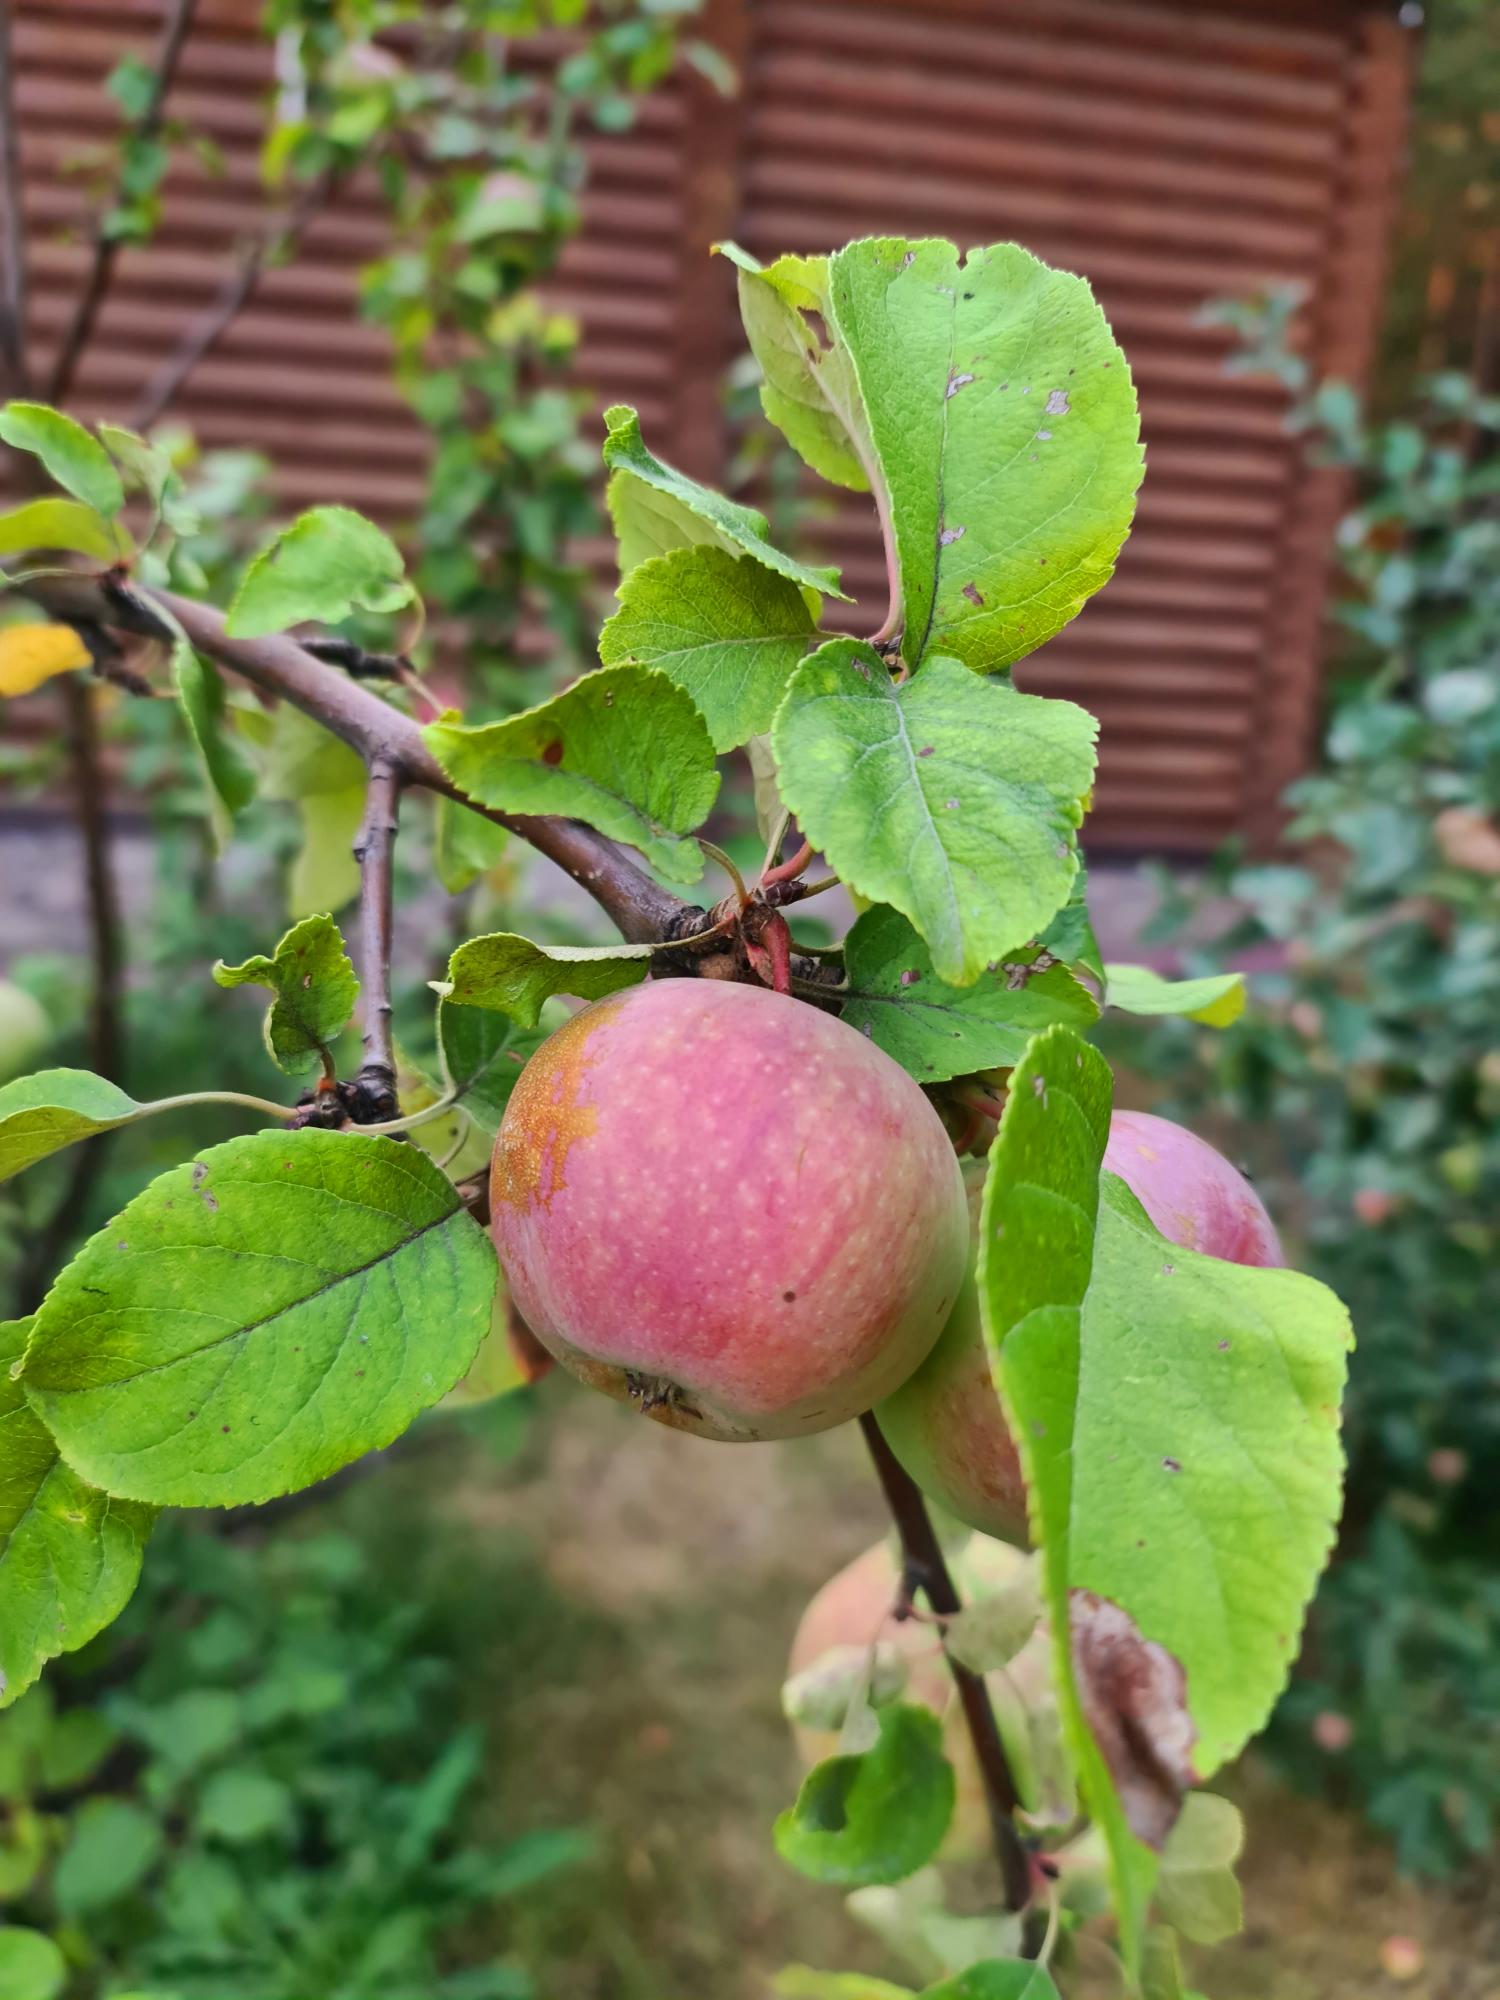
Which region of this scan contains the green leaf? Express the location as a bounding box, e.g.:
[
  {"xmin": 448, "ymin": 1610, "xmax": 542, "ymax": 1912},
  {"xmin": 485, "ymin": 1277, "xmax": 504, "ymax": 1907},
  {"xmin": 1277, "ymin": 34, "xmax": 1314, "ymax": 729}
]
[
  {"xmin": 96, "ymin": 423, "xmax": 182, "ymax": 520},
  {"xmin": 54, "ymin": 1797, "xmax": 162, "ymax": 1912},
  {"xmin": 213, "ymin": 913, "xmax": 358, "ymax": 1077},
  {"xmin": 774, "ymin": 1973, "xmax": 915, "ymax": 2000},
  {"xmin": 1104, "ymin": 964, "xmax": 1246, "ymax": 1029},
  {"xmin": 1157, "ymin": 1793, "xmax": 1245, "ymax": 1945},
  {"xmin": 919, "ymin": 1964, "xmax": 1061, "ymax": 2000},
  {"xmin": 438, "ymin": 932, "xmax": 652, "ymax": 1028},
  {"xmin": 433, "ymin": 795, "xmax": 509, "ymax": 894},
  {"xmin": 599, "ymin": 545, "xmax": 817, "ymax": 752},
  {"xmin": 977, "ymin": 1027, "xmax": 1156, "ymax": 1972},
  {"xmin": 171, "ymin": 640, "xmax": 256, "ymax": 849},
  {"xmin": 132, "ymin": 1688, "xmax": 242, "ymax": 1778},
  {"xmin": 840, "ymin": 905, "xmax": 1099, "ymax": 1082},
  {"xmin": 826, "ymin": 239, "xmax": 1142, "ymax": 672},
  {"xmin": 20, "ymin": 1129, "xmax": 497, "ymax": 1508},
  {"xmin": 289, "ymin": 786, "xmax": 364, "ymax": 919},
  {"xmin": 225, "ymin": 505, "xmax": 413, "ymax": 638},
  {"xmin": 0, "ymin": 1317, "xmax": 153, "ymax": 1710},
  {"xmin": 37, "ymin": 1708, "xmax": 116, "ymax": 1790},
  {"xmin": 436, "ymin": 1002, "xmax": 548, "ymax": 1134},
  {"xmin": 941, "ymin": 1568, "xmax": 1040, "ymax": 1678},
  {"xmin": 423, "ymin": 665, "xmax": 720, "ymax": 884},
  {"xmin": 718, "ymin": 243, "xmax": 873, "ymax": 492},
  {"xmin": 774, "ymin": 1703, "xmax": 954, "ymax": 1887},
  {"xmin": 601, "ymin": 404, "xmax": 846, "ymax": 598},
  {"xmin": 0, "ymin": 1927, "xmax": 67, "ymax": 2000},
  {"xmin": 196, "ymin": 1767, "xmax": 292, "ymax": 1843},
  {"xmin": 773, "ymin": 643, "xmax": 1096, "ymax": 984},
  {"xmin": 0, "ymin": 498, "xmax": 131, "ymax": 562},
  {"xmin": 0, "ymin": 1069, "xmax": 140, "ymax": 1184},
  {"xmin": 1038, "ymin": 867, "xmax": 1104, "ymax": 988},
  {"xmin": 0, "ymin": 404, "xmax": 124, "ymax": 517},
  {"xmin": 1075, "ymin": 1173, "xmax": 1350, "ymax": 1779}
]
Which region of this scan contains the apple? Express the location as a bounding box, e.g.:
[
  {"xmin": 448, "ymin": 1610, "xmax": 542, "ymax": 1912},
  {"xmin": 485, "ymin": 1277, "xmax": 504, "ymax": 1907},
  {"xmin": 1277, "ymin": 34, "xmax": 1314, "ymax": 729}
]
[
  {"xmin": 875, "ymin": 1110, "xmax": 1284, "ymax": 1541},
  {"xmin": 490, "ymin": 978, "xmax": 969, "ymax": 1442}
]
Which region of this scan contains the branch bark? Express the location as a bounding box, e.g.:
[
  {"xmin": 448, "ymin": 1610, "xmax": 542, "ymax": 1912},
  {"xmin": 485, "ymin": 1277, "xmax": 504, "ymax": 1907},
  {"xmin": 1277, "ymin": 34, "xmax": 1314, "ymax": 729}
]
[
  {"xmin": 859, "ymin": 1411, "xmax": 1034, "ymax": 1916},
  {"xmin": 47, "ymin": 0, "xmax": 199, "ymax": 406},
  {"xmin": 15, "ymin": 672, "xmax": 127, "ymax": 1310},
  {"xmin": 353, "ymin": 755, "xmax": 400, "ymax": 1103},
  {"xmin": 23, "ymin": 571, "xmax": 704, "ymax": 949},
  {"xmin": 0, "ymin": 0, "xmax": 29, "ymax": 394}
]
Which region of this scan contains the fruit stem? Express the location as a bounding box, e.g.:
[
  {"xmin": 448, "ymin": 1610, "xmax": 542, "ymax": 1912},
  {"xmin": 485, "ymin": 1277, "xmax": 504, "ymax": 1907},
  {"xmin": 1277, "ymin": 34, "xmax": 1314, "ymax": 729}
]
[
  {"xmin": 760, "ymin": 838, "xmax": 813, "ymax": 889},
  {"xmin": 858, "ymin": 1411, "xmax": 1034, "ymax": 1918}
]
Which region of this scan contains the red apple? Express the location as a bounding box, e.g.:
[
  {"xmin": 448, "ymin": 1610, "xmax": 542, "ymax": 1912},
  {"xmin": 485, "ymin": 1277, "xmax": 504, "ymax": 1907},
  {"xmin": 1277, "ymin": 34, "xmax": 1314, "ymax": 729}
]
[{"xmin": 490, "ymin": 978, "xmax": 969, "ymax": 1442}]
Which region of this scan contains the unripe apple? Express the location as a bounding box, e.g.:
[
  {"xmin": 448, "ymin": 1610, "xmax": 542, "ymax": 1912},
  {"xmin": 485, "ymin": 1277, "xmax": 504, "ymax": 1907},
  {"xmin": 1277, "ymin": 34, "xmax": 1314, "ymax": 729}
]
[
  {"xmin": 490, "ymin": 978, "xmax": 969, "ymax": 1442},
  {"xmin": 875, "ymin": 1109, "xmax": 1285, "ymax": 1541}
]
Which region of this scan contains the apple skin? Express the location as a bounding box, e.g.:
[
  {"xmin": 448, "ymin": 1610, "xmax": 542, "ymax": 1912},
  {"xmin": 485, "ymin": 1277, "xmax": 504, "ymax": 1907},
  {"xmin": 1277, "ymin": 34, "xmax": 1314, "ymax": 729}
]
[
  {"xmin": 875, "ymin": 1111, "xmax": 1285, "ymax": 1542},
  {"xmin": 489, "ymin": 978, "xmax": 969, "ymax": 1443},
  {"xmin": 1102, "ymin": 1110, "xmax": 1284, "ymax": 1269}
]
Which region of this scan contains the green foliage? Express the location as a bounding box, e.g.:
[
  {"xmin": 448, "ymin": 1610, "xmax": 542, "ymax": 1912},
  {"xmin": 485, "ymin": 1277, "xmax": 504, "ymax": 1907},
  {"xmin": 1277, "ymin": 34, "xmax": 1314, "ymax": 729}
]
[
  {"xmin": 21, "ymin": 1131, "xmax": 496, "ymax": 1507},
  {"xmin": 774, "ymin": 1706, "xmax": 955, "ymax": 1888},
  {"xmin": 0, "ymin": 1512, "xmax": 577, "ymax": 1999},
  {"xmin": 919, "ymin": 1964, "xmax": 1060, "ymax": 2000},
  {"xmin": 840, "ymin": 906, "xmax": 1099, "ymax": 1082},
  {"xmin": 825, "ymin": 238, "xmax": 1142, "ymax": 672},
  {"xmin": 213, "ymin": 915, "xmax": 359, "ymax": 1077},
  {"xmin": 1155, "ymin": 1794, "xmax": 1245, "ymax": 1947},
  {"xmin": 602, "ymin": 403, "xmax": 845, "ymax": 597},
  {"xmin": 0, "ymin": 1070, "xmax": 141, "ymax": 1183},
  {"xmin": 225, "ymin": 507, "xmax": 414, "ymax": 638},
  {"xmin": 0, "ymin": 1317, "xmax": 154, "ymax": 1711},
  {"xmin": 439, "ymin": 932, "xmax": 652, "ymax": 1026},
  {"xmin": 425, "ymin": 665, "xmax": 720, "ymax": 882},
  {"xmin": 170, "ymin": 639, "xmax": 257, "ymax": 848},
  {"xmin": 0, "ymin": 498, "xmax": 129, "ymax": 563},
  {"xmin": 0, "ymin": 405, "xmax": 124, "ymax": 519},
  {"xmin": 718, "ymin": 243, "xmax": 873, "ymax": 493},
  {"xmin": 1102, "ymin": 965, "xmax": 1244, "ymax": 1029},
  {"xmin": 774, "ymin": 644, "xmax": 1095, "ymax": 984},
  {"xmin": 599, "ymin": 544, "xmax": 818, "ymax": 751}
]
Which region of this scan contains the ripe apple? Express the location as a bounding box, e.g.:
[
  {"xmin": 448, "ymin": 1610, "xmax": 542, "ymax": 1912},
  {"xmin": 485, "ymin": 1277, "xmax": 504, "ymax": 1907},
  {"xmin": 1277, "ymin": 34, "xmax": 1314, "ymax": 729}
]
[
  {"xmin": 490, "ymin": 978, "xmax": 969, "ymax": 1442},
  {"xmin": 875, "ymin": 1109, "xmax": 1285, "ymax": 1541}
]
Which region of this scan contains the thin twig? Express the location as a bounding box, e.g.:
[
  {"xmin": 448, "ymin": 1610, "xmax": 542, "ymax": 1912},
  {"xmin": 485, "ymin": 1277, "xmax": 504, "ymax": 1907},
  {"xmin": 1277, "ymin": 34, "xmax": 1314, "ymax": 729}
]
[
  {"xmin": 0, "ymin": 0, "xmax": 30, "ymax": 394},
  {"xmin": 859, "ymin": 1412, "xmax": 1033, "ymax": 1915},
  {"xmin": 353, "ymin": 756, "xmax": 401, "ymax": 1096},
  {"xmin": 130, "ymin": 169, "xmax": 337, "ymax": 430},
  {"xmin": 15, "ymin": 675, "xmax": 126, "ymax": 1310},
  {"xmin": 48, "ymin": 0, "xmax": 200, "ymax": 406}
]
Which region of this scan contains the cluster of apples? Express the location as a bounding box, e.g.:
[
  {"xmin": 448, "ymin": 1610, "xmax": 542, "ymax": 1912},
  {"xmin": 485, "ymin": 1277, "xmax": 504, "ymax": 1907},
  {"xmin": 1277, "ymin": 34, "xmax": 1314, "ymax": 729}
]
[{"xmin": 490, "ymin": 977, "xmax": 1281, "ymax": 1541}]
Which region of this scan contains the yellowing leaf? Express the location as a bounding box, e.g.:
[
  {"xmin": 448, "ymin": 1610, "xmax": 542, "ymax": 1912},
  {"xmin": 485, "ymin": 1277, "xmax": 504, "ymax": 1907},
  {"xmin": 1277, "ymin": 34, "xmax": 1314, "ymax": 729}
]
[{"xmin": 0, "ymin": 625, "xmax": 90, "ymax": 697}]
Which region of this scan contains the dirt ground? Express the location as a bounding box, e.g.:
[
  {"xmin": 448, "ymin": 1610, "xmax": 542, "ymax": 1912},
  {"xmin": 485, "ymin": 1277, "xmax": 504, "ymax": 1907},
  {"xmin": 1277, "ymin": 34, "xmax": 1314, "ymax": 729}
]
[{"xmin": 408, "ymin": 1382, "xmax": 1500, "ymax": 2000}]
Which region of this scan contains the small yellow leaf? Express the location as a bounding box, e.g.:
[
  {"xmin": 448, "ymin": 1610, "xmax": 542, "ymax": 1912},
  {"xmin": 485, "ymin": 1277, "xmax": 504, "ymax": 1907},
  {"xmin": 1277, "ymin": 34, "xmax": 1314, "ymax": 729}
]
[{"xmin": 0, "ymin": 623, "xmax": 91, "ymax": 696}]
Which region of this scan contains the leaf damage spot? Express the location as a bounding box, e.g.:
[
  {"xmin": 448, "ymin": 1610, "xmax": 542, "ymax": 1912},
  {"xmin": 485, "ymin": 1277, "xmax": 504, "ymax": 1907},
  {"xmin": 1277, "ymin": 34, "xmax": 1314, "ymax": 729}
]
[
  {"xmin": 541, "ymin": 739, "xmax": 565, "ymax": 767},
  {"xmin": 946, "ymin": 371, "xmax": 976, "ymax": 399},
  {"xmin": 1162, "ymin": 1456, "xmax": 1182, "ymax": 1473},
  {"xmin": 1036, "ymin": 429, "xmax": 1053, "ymax": 442},
  {"xmin": 917, "ymin": 744, "xmax": 935, "ymax": 757},
  {"xmin": 1046, "ymin": 389, "xmax": 1071, "ymax": 415},
  {"xmin": 898, "ymin": 968, "xmax": 921, "ymax": 987},
  {"xmin": 962, "ymin": 582, "xmax": 984, "ymax": 606},
  {"xmin": 939, "ymin": 525, "xmax": 966, "ymax": 546},
  {"xmin": 1070, "ymin": 1589, "xmax": 1198, "ymax": 1849}
]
